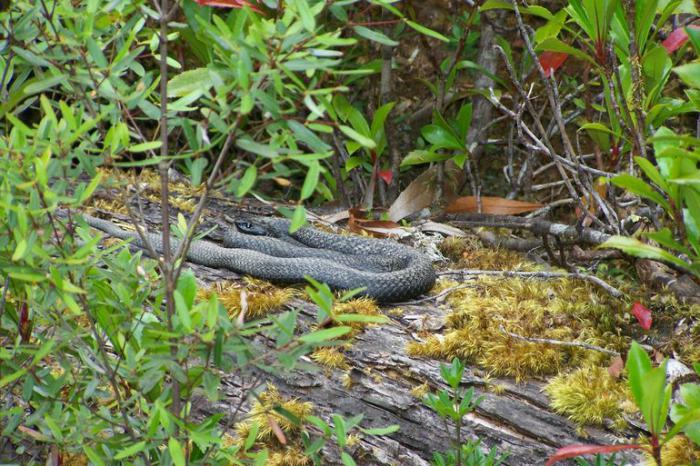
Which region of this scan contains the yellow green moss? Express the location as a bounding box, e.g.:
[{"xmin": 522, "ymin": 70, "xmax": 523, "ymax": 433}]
[
  {"xmin": 311, "ymin": 347, "xmax": 350, "ymax": 370},
  {"xmin": 410, "ymin": 382, "xmax": 430, "ymax": 399},
  {"xmin": 439, "ymin": 236, "xmax": 539, "ymax": 271},
  {"xmin": 544, "ymin": 365, "xmax": 630, "ymax": 427},
  {"xmin": 657, "ymin": 435, "xmax": 700, "ymax": 466},
  {"xmin": 407, "ymin": 276, "xmax": 625, "ymax": 381},
  {"xmin": 234, "ymin": 384, "xmax": 314, "ymax": 465},
  {"xmin": 200, "ymin": 278, "xmax": 296, "ymax": 319}
]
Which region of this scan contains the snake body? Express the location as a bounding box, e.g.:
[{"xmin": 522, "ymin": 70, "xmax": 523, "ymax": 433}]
[{"xmin": 84, "ymin": 215, "xmax": 436, "ymax": 302}]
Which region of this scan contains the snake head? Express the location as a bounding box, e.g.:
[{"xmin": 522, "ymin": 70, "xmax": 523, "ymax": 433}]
[{"xmin": 234, "ymin": 217, "xmax": 271, "ymax": 236}]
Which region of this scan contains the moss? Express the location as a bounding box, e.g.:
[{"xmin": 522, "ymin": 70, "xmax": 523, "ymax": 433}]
[
  {"xmin": 234, "ymin": 384, "xmax": 314, "ymax": 463},
  {"xmin": 200, "ymin": 278, "xmax": 296, "ymax": 319},
  {"xmin": 332, "ymin": 297, "xmax": 382, "ymax": 331},
  {"xmin": 311, "ymin": 347, "xmax": 350, "ymax": 370},
  {"xmin": 544, "ymin": 365, "xmax": 630, "ymax": 426},
  {"xmin": 407, "ymin": 276, "xmax": 626, "ymax": 381},
  {"xmin": 656, "ymin": 435, "xmax": 700, "ymax": 466},
  {"xmin": 410, "ymin": 382, "xmax": 429, "ymax": 399},
  {"xmin": 438, "ymin": 235, "xmax": 538, "ymax": 271}
]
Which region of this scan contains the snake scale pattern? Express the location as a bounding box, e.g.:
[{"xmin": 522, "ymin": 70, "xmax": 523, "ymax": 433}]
[{"xmin": 84, "ymin": 215, "xmax": 436, "ymax": 302}]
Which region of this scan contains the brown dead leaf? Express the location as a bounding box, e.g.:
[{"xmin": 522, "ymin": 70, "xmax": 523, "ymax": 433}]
[
  {"xmin": 268, "ymin": 415, "xmax": 287, "ymax": 445},
  {"xmin": 388, "ymin": 166, "xmax": 437, "ymax": 222},
  {"xmin": 607, "ymin": 355, "xmax": 624, "ymax": 378},
  {"xmin": 348, "ymin": 208, "xmax": 406, "ymax": 238},
  {"xmin": 18, "ymin": 425, "xmax": 49, "ymax": 442},
  {"xmin": 444, "ymin": 196, "xmax": 544, "ymax": 215}
]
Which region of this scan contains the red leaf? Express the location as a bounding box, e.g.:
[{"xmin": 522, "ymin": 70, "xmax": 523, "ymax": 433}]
[
  {"xmin": 631, "ymin": 301, "xmax": 653, "ymax": 330},
  {"xmin": 546, "ymin": 444, "xmax": 642, "ymax": 466},
  {"xmin": 378, "ymin": 169, "xmax": 393, "ymax": 184},
  {"xmin": 194, "ymin": 0, "xmax": 261, "ymax": 11},
  {"xmin": 662, "ymin": 25, "xmax": 700, "ymax": 53},
  {"xmin": 539, "ymin": 51, "xmax": 568, "ymax": 78}
]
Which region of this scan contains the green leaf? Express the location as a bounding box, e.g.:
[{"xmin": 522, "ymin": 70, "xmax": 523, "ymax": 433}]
[
  {"xmin": 300, "ymin": 162, "xmax": 320, "ymax": 200},
  {"xmin": 611, "ymin": 174, "xmax": 670, "ymax": 211},
  {"xmin": 600, "ymin": 236, "xmax": 690, "ymax": 270},
  {"xmin": 168, "ymin": 438, "xmax": 186, "ymax": 466},
  {"xmin": 333, "ymin": 414, "xmax": 347, "ymax": 448},
  {"xmin": 405, "ymin": 20, "xmax": 449, "ymax": 42},
  {"xmin": 353, "ymin": 26, "xmax": 399, "ymax": 46},
  {"xmin": 674, "ymin": 63, "xmax": 700, "ymax": 89},
  {"xmin": 360, "ymin": 424, "xmax": 400, "ymax": 435},
  {"xmin": 77, "ymin": 172, "xmax": 104, "ymax": 205},
  {"xmin": 292, "ymin": 0, "xmax": 316, "ymax": 32},
  {"xmin": 339, "ymin": 125, "xmax": 376, "ymax": 149},
  {"xmin": 341, "ymin": 451, "xmax": 357, "ymax": 466},
  {"xmin": 400, "ymin": 149, "xmax": 452, "ymax": 167},
  {"xmin": 83, "ymin": 446, "xmax": 107, "ymax": 466},
  {"xmin": 421, "ymin": 124, "xmax": 464, "ymax": 151},
  {"xmin": 114, "ymin": 441, "xmax": 147, "ymax": 460},
  {"xmin": 370, "ymin": 102, "xmax": 396, "ymax": 138},
  {"xmin": 23, "ymin": 75, "xmax": 66, "ymax": 96},
  {"xmin": 237, "ymin": 165, "xmax": 257, "ymax": 198},
  {"xmin": 626, "ymin": 341, "xmax": 652, "ymax": 410},
  {"xmin": 536, "ymin": 37, "xmax": 596, "ymax": 65},
  {"xmin": 635, "ymin": 156, "xmax": 669, "ymax": 194},
  {"xmin": 12, "ymin": 239, "xmax": 27, "ymax": 261},
  {"xmin": 128, "ymin": 141, "xmax": 162, "ymax": 153},
  {"xmin": 290, "ymin": 205, "xmax": 307, "ymax": 233},
  {"xmin": 299, "ymin": 326, "xmax": 352, "ymax": 343},
  {"xmin": 236, "ymin": 138, "xmax": 279, "ymax": 158}
]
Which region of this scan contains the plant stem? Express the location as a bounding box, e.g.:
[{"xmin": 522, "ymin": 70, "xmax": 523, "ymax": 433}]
[{"xmin": 158, "ymin": 0, "xmax": 181, "ymax": 420}]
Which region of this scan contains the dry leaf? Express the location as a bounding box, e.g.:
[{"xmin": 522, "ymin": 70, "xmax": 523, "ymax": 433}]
[
  {"xmin": 388, "ymin": 166, "xmax": 437, "ymax": 222},
  {"xmin": 444, "ymin": 196, "xmax": 543, "ymax": 215},
  {"xmin": 607, "ymin": 355, "xmax": 624, "ymax": 378},
  {"xmin": 321, "ymin": 209, "xmax": 350, "ymax": 224},
  {"xmin": 268, "ymin": 416, "xmax": 287, "ymax": 445},
  {"xmin": 419, "ymin": 221, "xmax": 466, "ymax": 237},
  {"xmin": 348, "ymin": 208, "xmax": 407, "ymax": 238}
]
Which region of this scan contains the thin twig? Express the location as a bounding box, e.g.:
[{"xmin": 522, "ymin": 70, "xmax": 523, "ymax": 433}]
[{"xmin": 498, "ymin": 325, "xmax": 620, "ymax": 356}]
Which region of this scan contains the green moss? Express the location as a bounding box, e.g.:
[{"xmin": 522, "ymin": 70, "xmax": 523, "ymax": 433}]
[{"xmin": 544, "ymin": 365, "xmax": 630, "ymax": 426}]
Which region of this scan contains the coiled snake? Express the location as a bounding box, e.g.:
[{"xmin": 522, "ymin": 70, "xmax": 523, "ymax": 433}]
[{"xmin": 84, "ymin": 215, "xmax": 436, "ymax": 302}]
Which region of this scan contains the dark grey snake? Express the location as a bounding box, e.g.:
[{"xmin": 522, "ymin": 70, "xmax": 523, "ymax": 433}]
[{"xmin": 83, "ymin": 215, "xmax": 436, "ymax": 302}]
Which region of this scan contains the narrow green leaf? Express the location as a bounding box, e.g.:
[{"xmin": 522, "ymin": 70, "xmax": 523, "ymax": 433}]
[
  {"xmin": 300, "ymin": 162, "xmax": 320, "ymax": 200},
  {"xmin": 12, "ymin": 239, "xmax": 27, "ymax": 261},
  {"xmin": 405, "ymin": 20, "xmax": 449, "ymax": 42},
  {"xmin": 299, "ymin": 326, "xmax": 352, "ymax": 343},
  {"xmin": 114, "ymin": 441, "xmax": 147, "ymax": 460},
  {"xmin": 128, "ymin": 141, "xmax": 162, "ymax": 153},
  {"xmin": 353, "ymin": 26, "xmax": 399, "ymax": 46},
  {"xmin": 339, "ymin": 125, "xmax": 376, "ymax": 149},
  {"xmin": 168, "ymin": 438, "xmax": 186, "ymax": 466},
  {"xmin": 600, "ymin": 236, "xmax": 690, "ymax": 270},
  {"xmin": 83, "ymin": 446, "xmax": 107, "ymax": 466},
  {"xmin": 237, "ymin": 165, "xmax": 257, "ymax": 198}
]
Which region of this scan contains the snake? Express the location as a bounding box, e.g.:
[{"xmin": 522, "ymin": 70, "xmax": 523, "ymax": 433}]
[{"xmin": 83, "ymin": 214, "xmax": 436, "ymax": 302}]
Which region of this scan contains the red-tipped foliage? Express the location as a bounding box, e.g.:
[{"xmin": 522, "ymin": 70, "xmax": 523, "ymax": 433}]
[
  {"xmin": 539, "ymin": 51, "xmax": 568, "ymax": 78},
  {"xmin": 631, "ymin": 301, "xmax": 652, "ymax": 330},
  {"xmin": 546, "ymin": 444, "xmax": 642, "ymax": 466}
]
